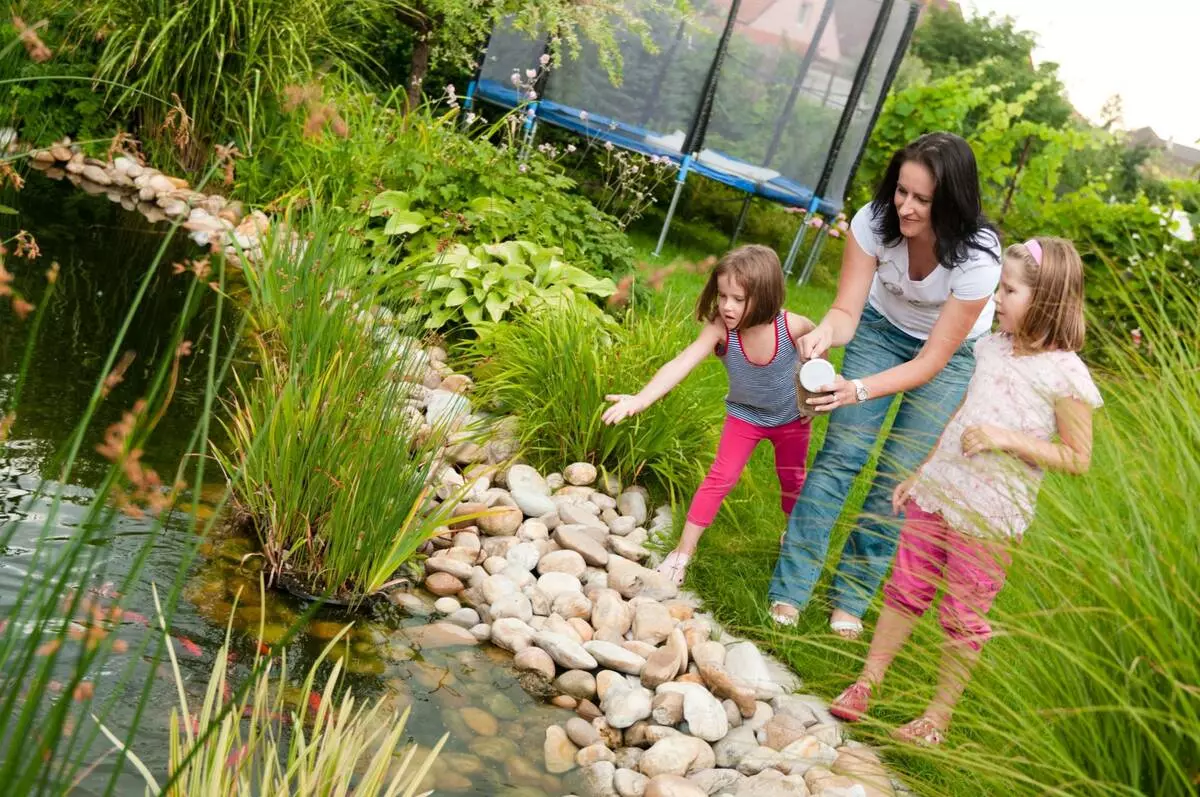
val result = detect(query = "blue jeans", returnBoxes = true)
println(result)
[768,306,976,618]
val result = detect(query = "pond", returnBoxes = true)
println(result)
[1,174,571,796]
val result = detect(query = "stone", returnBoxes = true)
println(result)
[567,716,602,748]
[81,164,112,185]
[609,535,650,562]
[638,735,713,778]
[596,670,625,701]
[565,462,599,486]
[690,641,726,669]
[481,574,518,603]
[546,613,584,643]
[518,519,551,541]
[807,723,842,748]
[537,631,599,670]
[633,603,676,646]
[643,774,706,797]
[681,686,728,742]
[591,491,618,511]
[490,592,533,623]
[561,503,610,530]
[736,746,784,776]
[592,589,633,641]
[584,640,647,675]
[460,707,498,736]
[507,541,542,571]
[554,591,595,620]
[617,491,649,525]
[679,619,711,650]
[469,623,491,641]
[614,767,650,797]
[724,643,783,700]
[778,737,838,773]
[569,761,617,797]
[514,646,556,681]
[507,464,550,495]
[689,768,745,795]
[512,487,557,518]
[447,607,481,628]
[713,725,760,769]
[490,617,537,653]
[553,695,580,710]
[745,702,775,733]
[424,572,464,596]
[450,502,488,530]
[594,716,624,748]
[651,692,684,726]
[405,622,478,649]
[641,648,682,690]
[388,590,434,616]
[545,725,580,774]
[578,743,618,767]
[831,747,892,795]
[577,698,603,721]
[556,526,610,566]
[537,572,585,603]
[556,670,598,701]
[426,555,475,581]
[771,695,823,727]
[763,712,810,751]
[479,504,524,535]
[625,722,679,749]
[483,555,509,574]
[615,747,644,771]
[539,549,588,578]
[698,663,756,718]
[426,388,470,428]
[569,616,595,642]
[736,769,812,796]
[602,683,654,729]
[624,640,658,659]
[608,515,638,536]
[608,556,678,601]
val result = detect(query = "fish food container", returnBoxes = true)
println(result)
[795,358,836,417]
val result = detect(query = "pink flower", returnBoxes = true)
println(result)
[1131,328,1143,346]
[525,68,537,79]
[539,53,551,66]
[566,144,576,153]
[527,90,537,100]
[465,112,476,125]
[510,72,521,86]
[579,110,589,122]
[604,141,614,151]
[808,217,824,229]
[519,163,528,173]
[828,228,841,238]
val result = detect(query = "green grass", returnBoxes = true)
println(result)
[674,261,1200,794]
[217,208,454,600]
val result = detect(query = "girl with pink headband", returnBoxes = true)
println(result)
[829,236,1103,746]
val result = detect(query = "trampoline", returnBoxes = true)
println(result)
[465,0,921,282]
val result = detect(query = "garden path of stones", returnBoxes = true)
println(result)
[404,374,911,797]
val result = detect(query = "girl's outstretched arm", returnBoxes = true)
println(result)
[961,397,1095,474]
[602,320,725,425]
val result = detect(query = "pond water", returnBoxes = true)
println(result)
[1,174,570,796]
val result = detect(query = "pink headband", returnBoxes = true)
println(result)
[1023,239,1043,265]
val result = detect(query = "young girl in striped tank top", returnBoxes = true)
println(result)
[602,245,815,585]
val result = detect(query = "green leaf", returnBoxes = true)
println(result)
[483,241,531,267]
[463,299,484,325]
[443,286,469,307]
[468,196,513,215]
[368,190,412,216]
[484,294,510,322]
[429,275,462,291]
[0,204,17,215]
[384,210,427,236]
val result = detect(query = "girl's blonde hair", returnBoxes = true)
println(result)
[695,244,784,329]
[1005,236,1086,352]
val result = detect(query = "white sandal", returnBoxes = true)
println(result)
[656,550,693,586]
[830,618,864,640]
[770,601,800,627]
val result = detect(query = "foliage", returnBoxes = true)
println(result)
[107,587,444,795]
[237,91,637,277]
[216,210,456,600]
[47,0,401,167]
[908,7,1073,129]
[463,300,724,500]
[394,233,617,332]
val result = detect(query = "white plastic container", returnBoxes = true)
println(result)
[796,358,836,417]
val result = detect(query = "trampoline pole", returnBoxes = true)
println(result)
[797,224,830,286]
[654,154,693,258]
[762,0,836,168]
[783,197,819,274]
[730,195,752,247]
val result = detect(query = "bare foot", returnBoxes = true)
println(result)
[770,601,800,627]
[829,607,863,640]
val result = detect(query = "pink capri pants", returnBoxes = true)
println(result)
[883,501,1012,651]
[686,414,810,527]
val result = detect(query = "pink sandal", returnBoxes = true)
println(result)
[656,550,693,586]
[891,716,946,747]
[829,681,872,722]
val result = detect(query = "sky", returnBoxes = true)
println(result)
[962,0,1200,146]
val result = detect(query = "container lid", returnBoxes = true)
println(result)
[799,358,837,392]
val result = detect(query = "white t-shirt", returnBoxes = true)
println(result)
[850,202,1002,340]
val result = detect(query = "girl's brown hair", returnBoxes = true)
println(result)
[1006,236,1086,352]
[695,244,784,329]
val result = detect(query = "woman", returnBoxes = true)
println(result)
[769,132,1002,638]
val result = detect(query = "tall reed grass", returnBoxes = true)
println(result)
[219,209,455,600]
[463,300,726,500]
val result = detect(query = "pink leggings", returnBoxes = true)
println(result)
[685,415,811,527]
[883,501,1012,651]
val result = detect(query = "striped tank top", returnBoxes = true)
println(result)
[716,312,802,427]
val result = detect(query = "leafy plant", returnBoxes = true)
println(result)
[404,238,617,332]
[217,209,458,600]
[463,299,724,500]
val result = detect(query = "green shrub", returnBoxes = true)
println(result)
[217,210,454,600]
[462,301,725,501]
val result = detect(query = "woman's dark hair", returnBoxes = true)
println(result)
[870,132,998,268]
